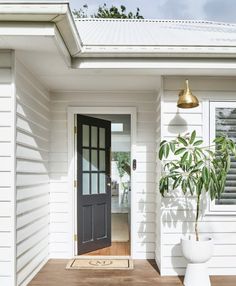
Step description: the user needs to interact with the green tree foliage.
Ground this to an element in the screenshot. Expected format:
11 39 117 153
73 3 144 19
159 131 236 241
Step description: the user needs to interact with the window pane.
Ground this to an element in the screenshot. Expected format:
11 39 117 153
91 150 98 171
99 173 106 194
82 125 90 147
215 107 236 205
91 126 98 148
99 128 105 148
91 174 98 194
99 150 106 171
82 149 90 171
83 173 90 195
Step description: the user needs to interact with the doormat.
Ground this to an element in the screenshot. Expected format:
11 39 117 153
66 258 133 270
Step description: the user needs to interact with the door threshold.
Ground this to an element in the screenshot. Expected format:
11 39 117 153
75 255 131 259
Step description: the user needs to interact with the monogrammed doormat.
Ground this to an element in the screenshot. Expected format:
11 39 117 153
66 258 133 270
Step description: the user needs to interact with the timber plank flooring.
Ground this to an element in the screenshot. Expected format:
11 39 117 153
83 242 130 256
28 259 236 286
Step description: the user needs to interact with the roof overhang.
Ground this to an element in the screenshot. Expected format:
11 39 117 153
0 1 236 73
0 1 82 57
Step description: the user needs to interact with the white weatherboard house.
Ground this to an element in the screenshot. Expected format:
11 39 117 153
1 1 236 285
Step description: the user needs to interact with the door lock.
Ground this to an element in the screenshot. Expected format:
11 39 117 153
132 159 137 171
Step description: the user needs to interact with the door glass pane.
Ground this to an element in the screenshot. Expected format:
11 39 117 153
83 173 90 195
99 128 105 148
99 173 106 194
91 126 98 148
99 150 106 171
83 125 90 147
91 150 98 171
91 173 98 194
82 149 90 171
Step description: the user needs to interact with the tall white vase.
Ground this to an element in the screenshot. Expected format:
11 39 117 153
181 238 213 286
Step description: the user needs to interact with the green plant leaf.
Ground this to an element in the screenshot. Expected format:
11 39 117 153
177 136 188 146
170 142 176 153
160 140 167 147
158 145 164 160
181 151 188 164
190 130 196 144
202 166 209 184
164 144 170 158
174 147 186 155
193 140 203 146
173 176 182 190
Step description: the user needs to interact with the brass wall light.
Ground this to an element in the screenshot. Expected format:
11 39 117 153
177 79 199 109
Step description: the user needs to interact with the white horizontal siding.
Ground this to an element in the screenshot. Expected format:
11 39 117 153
50 91 157 259
0 51 15 286
15 59 50 286
161 76 236 276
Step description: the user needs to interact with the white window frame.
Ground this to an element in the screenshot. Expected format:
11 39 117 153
209 101 236 213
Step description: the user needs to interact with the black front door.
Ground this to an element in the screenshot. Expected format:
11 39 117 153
77 114 111 255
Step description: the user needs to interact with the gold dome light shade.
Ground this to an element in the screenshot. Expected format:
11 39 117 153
177 79 199 109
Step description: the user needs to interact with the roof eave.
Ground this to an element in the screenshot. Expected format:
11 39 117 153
0 2 83 56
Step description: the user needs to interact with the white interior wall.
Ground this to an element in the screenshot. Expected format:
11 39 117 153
15 59 50 286
161 76 236 276
0 51 16 286
49 91 157 259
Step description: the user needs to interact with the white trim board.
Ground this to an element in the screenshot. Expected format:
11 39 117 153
67 106 137 258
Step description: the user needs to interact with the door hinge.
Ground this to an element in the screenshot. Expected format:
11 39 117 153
74 126 77 134
74 234 78 241
74 180 77 188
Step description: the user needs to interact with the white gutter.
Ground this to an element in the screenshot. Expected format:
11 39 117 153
80 45 236 58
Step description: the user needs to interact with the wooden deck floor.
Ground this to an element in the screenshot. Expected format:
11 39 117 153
28 259 236 286
83 242 130 256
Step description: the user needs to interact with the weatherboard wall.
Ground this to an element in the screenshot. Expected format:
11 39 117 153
0 51 16 286
161 76 236 276
15 59 50 286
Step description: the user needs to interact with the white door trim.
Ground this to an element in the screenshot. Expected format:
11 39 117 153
67 106 137 258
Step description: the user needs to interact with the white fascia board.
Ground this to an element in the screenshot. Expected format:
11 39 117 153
80 45 236 58
0 22 55 36
72 57 236 70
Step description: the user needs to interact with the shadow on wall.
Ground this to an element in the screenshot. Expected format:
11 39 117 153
167 110 188 134
16 102 50 183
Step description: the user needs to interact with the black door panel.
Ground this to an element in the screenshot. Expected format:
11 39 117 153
77 114 111 255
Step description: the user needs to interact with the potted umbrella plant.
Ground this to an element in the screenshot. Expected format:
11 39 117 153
159 131 236 286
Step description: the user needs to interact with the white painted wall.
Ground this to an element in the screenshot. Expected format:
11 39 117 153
0 51 16 286
50 91 157 259
155 87 162 271
15 59 50 286
160 76 236 276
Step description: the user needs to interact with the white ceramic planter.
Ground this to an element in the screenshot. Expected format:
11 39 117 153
181 237 213 286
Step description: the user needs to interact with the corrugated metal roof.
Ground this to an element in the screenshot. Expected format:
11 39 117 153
75 19 236 47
